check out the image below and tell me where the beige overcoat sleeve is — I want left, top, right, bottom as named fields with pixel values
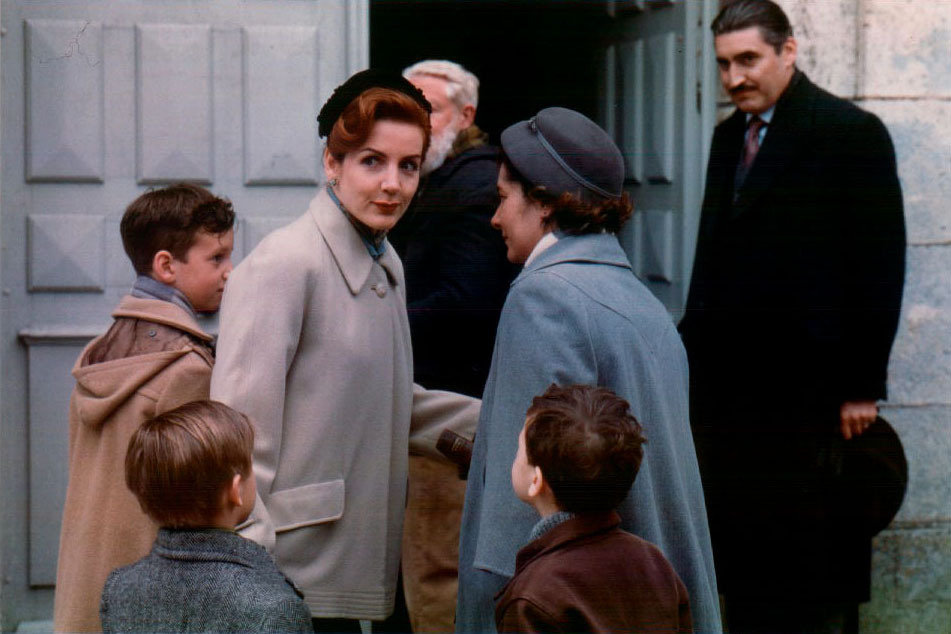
left=407, top=383, right=480, bottom=459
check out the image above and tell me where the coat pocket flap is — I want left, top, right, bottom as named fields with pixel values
left=268, top=479, right=345, bottom=533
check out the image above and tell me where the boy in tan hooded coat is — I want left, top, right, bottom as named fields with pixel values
left=53, top=184, right=235, bottom=632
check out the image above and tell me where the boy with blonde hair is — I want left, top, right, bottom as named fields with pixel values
left=100, top=400, right=311, bottom=632
left=54, top=183, right=235, bottom=632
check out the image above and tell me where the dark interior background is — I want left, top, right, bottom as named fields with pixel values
left=371, top=0, right=612, bottom=144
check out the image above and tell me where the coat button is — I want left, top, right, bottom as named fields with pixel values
left=372, top=284, right=386, bottom=298
left=148, top=329, right=157, bottom=337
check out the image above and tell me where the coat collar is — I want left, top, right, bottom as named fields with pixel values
left=308, top=188, right=401, bottom=295
left=112, top=295, right=212, bottom=342
left=513, top=511, right=622, bottom=573
left=154, top=527, right=266, bottom=567
left=515, top=232, right=632, bottom=284
left=729, top=69, right=816, bottom=219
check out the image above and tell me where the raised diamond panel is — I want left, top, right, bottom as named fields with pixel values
left=600, top=46, right=618, bottom=141
left=28, top=215, right=105, bottom=292
left=25, top=20, right=104, bottom=182
left=619, top=39, right=645, bottom=183
left=136, top=23, right=212, bottom=184
left=242, top=216, right=296, bottom=259
left=640, top=208, right=674, bottom=283
left=243, top=26, right=320, bottom=185
left=645, top=32, right=675, bottom=183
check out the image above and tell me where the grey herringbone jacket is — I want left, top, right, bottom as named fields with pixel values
left=100, top=528, right=312, bottom=633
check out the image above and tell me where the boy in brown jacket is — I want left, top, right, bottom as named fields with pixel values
left=496, top=384, right=693, bottom=634
left=53, top=184, right=235, bottom=632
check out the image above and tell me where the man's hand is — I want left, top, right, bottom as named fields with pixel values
left=840, top=400, right=878, bottom=440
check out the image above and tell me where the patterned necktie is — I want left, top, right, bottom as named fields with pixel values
left=742, top=116, right=766, bottom=168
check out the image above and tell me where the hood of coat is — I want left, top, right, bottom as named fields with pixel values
left=71, top=296, right=212, bottom=429
left=72, top=348, right=193, bottom=429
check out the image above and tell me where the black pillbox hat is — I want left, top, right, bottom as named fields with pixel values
left=317, top=69, right=431, bottom=138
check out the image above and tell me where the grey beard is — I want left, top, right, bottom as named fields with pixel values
left=422, top=125, right=458, bottom=175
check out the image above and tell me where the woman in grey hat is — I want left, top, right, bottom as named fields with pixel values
left=456, top=107, right=722, bottom=633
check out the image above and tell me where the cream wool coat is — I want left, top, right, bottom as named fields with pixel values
left=54, top=297, right=215, bottom=633
left=210, top=189, right=479, bottom=621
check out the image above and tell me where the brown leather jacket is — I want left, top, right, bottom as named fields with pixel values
left=495, top=511, right=693, bottom=634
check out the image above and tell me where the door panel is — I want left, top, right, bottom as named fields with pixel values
left=601, top=0, right=711, bottom=314
left=243, top=26, right=321, bottom=186
left=136, top=23, right=214, bottom=184
left=25, top=20, right=105, bottom=182
left=1, top=1, right=368, bottom=626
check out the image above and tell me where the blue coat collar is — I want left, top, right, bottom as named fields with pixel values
left=516, top=232, right=632, bottom=283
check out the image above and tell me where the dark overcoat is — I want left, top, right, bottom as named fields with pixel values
left=679, top=70, right=906, bottom=601
left=389, top=145, right=517, bottom=397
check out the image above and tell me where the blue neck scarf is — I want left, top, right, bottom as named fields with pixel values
left=529, top=510, right=576, bottom=542
left=327, top=185, right=387, bottom=260
left=130, top=275, right=198, bottom=321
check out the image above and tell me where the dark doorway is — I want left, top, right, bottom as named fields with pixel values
left=371, top=0, right=612, bottom=143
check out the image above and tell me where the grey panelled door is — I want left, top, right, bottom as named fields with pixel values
left=0, top=1, right=368, bottom=627
left=599, top=0, right=715, bottom=314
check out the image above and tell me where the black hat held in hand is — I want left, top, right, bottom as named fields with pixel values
left=317, top=69, right=431, bottom=138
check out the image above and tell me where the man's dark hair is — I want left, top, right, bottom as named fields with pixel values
left=524, top=384, right=646, bottom=514
left=712, top=0, right=793, bottom=53
left=120, top=183, right=235, bottom=275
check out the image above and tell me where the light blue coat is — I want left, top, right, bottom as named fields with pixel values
left=456, top=233, right=721, bottom=632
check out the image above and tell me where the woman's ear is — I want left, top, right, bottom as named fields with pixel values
left=323, top=147, right=340, bottom=184
left=151, top=250, right=176, bottom=285
left=531, top=199, right=553, bottom=226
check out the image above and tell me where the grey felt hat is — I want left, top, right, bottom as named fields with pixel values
left=500, top=107, right=624, bottom=203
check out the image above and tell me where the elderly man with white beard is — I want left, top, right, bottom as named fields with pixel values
left=388, top=60, right=516, bottom=633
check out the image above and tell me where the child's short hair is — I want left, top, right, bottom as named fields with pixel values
left=120, top=183, right=235, bottom=275
left=525, top=384, right=647, bottom=514
left=125, top=400, right=254, bottom=528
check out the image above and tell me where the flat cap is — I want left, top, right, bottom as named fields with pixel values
left=500, top=107, right=624, bottom=202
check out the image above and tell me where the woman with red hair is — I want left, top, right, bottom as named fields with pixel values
left=211, top=70, right=479, bottom=631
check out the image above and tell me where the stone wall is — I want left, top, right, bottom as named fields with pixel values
left=778, top=0, right=951, bottom=631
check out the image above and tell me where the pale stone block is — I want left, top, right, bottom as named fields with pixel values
left=882, top=406, right=951, bottom=523
left=861, top=599, right=951, bottom=634
left=866, top=526, right=951, bottom=634
left=888, top=246, right=951, bottom=405
left=870, top=526, right=951, bottom=602
left=776, top=0, right=859, bottom=98
left=862, top=0, right=951, bottom=97
left=863, top=100, right=951, bottom=245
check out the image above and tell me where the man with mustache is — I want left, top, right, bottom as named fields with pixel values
left=388, top=59, right=515, bottom=632
left=679, top=1, right=905, bottom=632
